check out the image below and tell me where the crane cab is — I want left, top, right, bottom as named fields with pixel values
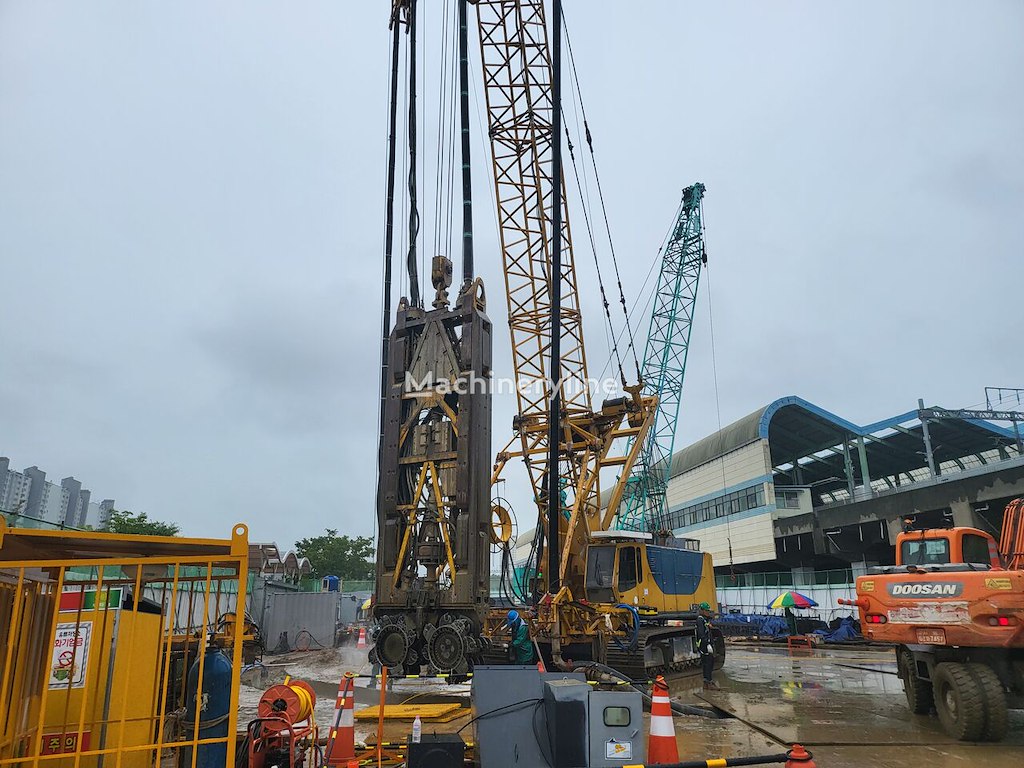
left=584, top=531, right=717, bottom=616
left=895, top=527, right=1001, bottom=569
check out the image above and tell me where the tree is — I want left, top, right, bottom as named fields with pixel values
left=107, top=509, right=180, bottom=537
left=294, top=529, right=374, bottom=580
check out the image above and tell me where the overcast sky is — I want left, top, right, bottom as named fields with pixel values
left=1, top=1, right=1021, bottom=547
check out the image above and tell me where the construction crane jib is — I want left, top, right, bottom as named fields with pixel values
left=617, top=183, right=708, bottom=533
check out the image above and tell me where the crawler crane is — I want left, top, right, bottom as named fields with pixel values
left=369, top=0, right=722, bottom=681
left=475, top=0, right=721, bottom=678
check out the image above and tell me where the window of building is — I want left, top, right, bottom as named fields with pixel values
left=666, top=483, right=767, bottom=529
left=775, top=489, right=802, bottom=510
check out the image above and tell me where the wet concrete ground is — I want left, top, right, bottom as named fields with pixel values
left=682, top=646, right=1024, bottom=767
left=244, top=645, right=1024, bottom=766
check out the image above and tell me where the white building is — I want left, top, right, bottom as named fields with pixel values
left=654, top=395, right=1022, bottom=574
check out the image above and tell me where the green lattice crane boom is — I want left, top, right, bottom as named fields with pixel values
left=617, top=183, right=707, bottom=532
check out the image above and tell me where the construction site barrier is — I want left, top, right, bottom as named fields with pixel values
left=0, top=520, right=250, bottom=768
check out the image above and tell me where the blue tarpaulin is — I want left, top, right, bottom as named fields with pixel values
left=813, top=616, right=860, bottom=642
left=715, top=613, right=791, bottom=638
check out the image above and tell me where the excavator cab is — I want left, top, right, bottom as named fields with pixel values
left=895, top=527, right=1001, bottom=569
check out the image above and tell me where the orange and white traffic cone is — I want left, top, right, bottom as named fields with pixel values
left=325, top=673, right=356, bottom=765
left=356, top=627, right=367, bottom=650
left=785, top=744, right=817, bottom=767
left=647, top=675, right=679, bottom=765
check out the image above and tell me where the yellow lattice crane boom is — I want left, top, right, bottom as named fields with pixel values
left=476, top=0, right=655, bottom=593
left=471, top=1, right=722, bottom=680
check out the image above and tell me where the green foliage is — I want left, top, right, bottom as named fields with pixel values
left=107, top=509, right=180, bottom=537
left=294, top=529, right=374, bottom=580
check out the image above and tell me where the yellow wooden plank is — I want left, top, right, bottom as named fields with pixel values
left=353, top=703, right=464, bottom=721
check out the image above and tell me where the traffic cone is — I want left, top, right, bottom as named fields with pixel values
left=325, top=673, right=356, bottom=765
left=647, top=675, right=679, bottom=765
left=356, top=627, right=367, bottom=650
left=785, top=744, right=817, bottom=767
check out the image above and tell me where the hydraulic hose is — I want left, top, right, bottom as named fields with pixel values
left=613, top=604, right=641, bottom=651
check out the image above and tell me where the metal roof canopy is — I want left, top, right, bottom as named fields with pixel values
left=670, top=396, right=1018, bottom=494
left=0, top=518, right=248, bottom=564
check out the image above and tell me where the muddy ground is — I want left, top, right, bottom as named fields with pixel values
left=239, top=643, right=1024, bottom=767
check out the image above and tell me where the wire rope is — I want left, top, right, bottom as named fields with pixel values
left=701, top=202, right=736, bottom=570
left=405, top=0, right=421, bottom=307
left=562, top=10, right=641, bottom=380
left=564, top=114, right=624, bottom=385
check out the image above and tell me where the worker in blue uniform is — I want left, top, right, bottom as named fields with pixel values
left=506, top=609, right=536, bottom=665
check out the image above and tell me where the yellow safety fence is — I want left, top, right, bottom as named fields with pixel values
left=0, top=520, right=249, bottom=768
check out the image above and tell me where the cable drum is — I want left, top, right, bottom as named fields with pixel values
left=257, top=680, right=317, bottom=730
left=490, top=503, right=512, bottom=545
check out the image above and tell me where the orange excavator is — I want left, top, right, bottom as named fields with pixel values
left=840, top=498, right=1024, bottom=741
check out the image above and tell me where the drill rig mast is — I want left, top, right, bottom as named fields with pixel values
left=371, top=0, right=493, bottom=677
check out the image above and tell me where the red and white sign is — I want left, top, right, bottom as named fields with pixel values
left=49, top=622, right=92, bottom=689
left=40, top=731, right=91, bottom=755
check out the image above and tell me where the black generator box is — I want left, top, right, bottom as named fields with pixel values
left=407, top=733, right=466, bottom=768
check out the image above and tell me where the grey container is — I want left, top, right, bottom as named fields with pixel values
left=471, top=665, right=645, bottom=768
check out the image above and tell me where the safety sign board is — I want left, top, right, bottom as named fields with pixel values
left=605, top=739, right=633, bottom=760
left=41, top=731, right=91, bottom=755
left=49, top=621, right=92, bottom=689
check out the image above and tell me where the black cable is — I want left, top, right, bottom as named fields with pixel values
left=545, top=0, right=564, bottom=597
left=406, top=0, right=421, bottom=307
left=379, top=12, right=401, bottom=458
left=455, top=697, right=543, bottom=734
left=293, top=628, right=327, bottom=650
left=576, top=662, right=720, bottom=718
left=564, top=124, right=625, bottom=386
left=594, top=196, right=680, bottom=384
left=530, top=698, right=554, bottom=768
left=458, top=0, right=474, bottom=280
left=562, top=10, right=640, bottom=381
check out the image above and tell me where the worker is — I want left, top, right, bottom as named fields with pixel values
left=696, top=601, right=720, bottom=690
left=506, top=609, right=535, bottom=665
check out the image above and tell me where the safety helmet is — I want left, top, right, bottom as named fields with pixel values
left=506, top=609, right=520, bottom=625
left=698, top=601, right=712, bottom=611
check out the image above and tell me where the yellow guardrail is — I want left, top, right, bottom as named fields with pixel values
left=0, top=520, right=249, bottom=768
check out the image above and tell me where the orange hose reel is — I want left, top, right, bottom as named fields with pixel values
left=257, top=679, right=317, bottom=730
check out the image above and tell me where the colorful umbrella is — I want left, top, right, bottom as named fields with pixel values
left=768, top=591, right=818, bottom=610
